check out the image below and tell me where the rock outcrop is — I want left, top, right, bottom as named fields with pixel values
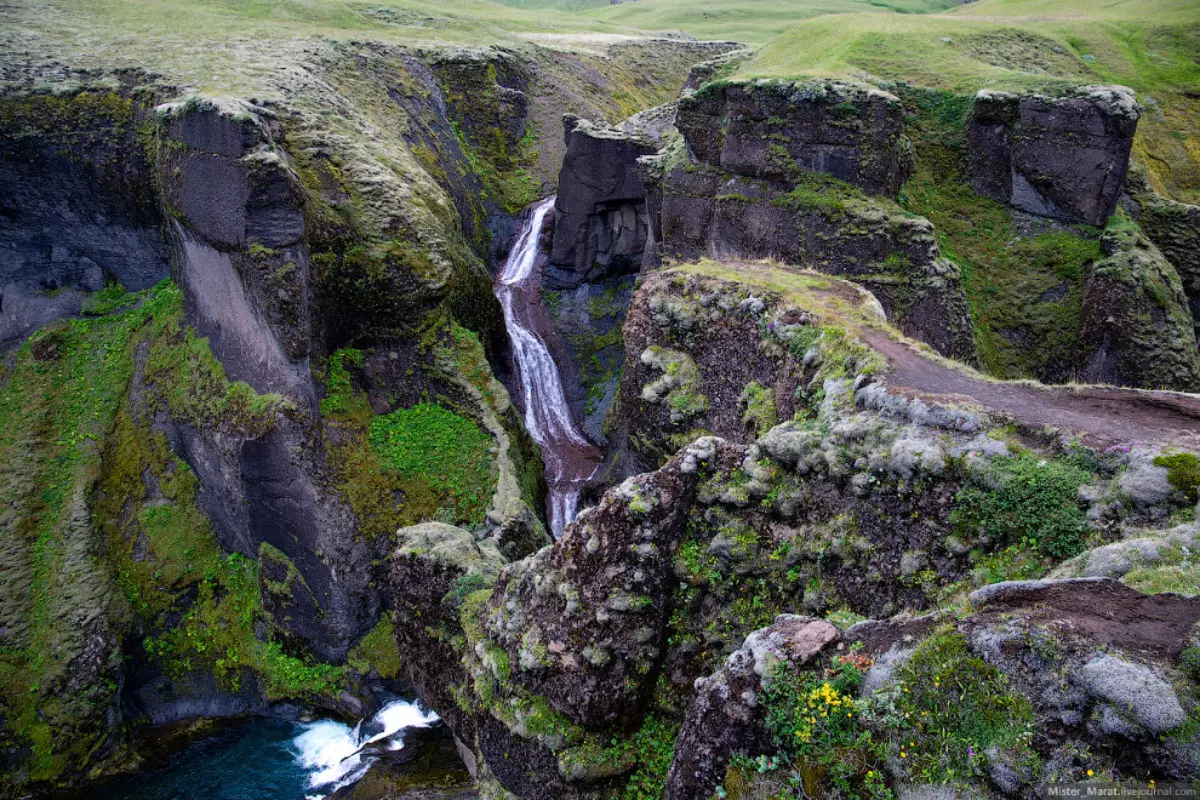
left=1133, top=188, right=1200, bottom=342
left=967, top=86, right=1139, bottom=227
left=1076, top=225, right=1200, bottom=391
left=0, top=93, right=170, bottom=350
left=546, top=116, right=658, bottom=290
left=675, top=79, right=913, bottom=197
left=640, top=79, right=975, bottom=362
left=664, top=615, right=840, bottom=800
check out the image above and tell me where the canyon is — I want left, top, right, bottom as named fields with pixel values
left=1, top=0, right=1200, bottom=798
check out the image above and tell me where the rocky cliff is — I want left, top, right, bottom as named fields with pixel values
left=387, top=261, right=1200, bottom=800
left=638, top=79, right=977, bottom=363
left=967, top=86, right=1139, bottom=227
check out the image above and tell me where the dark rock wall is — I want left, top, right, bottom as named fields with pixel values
left=547, top=116, right=658, bottom=290
left=675, top=80, right=913, bottom=197
left=641, top=160, right=976, bottom=362
left=967, top=86, right=1139, bottom=227
left=0, top=94, right=170, bottom=350
left=1076, top=226, right=1200, bottom=391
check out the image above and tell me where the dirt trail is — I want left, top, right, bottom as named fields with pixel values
left=863, top=330, right=1200, bottom=450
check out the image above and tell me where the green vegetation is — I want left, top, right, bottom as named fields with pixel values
left=951, top=452, right=1092, bottom=559
left=757, top=658, right=889, bottom=799
left=735, top=3, right=1199, bottom=204
left=1154, top=452, right=1200, bottom=505
left=740, top=631, right=1037, bottom=797
left=0, top=281, right=321, bottom=785
left=881, top=630, right=1038, bottom=783
left=369, top=403, right=495, bottom=526
left=894, top=87, right=1103, bottom=379
left=347, top=617, right=403, bottom=680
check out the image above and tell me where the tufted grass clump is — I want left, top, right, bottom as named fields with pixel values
left=876, top=630, right=1038, bottom=784
left=369, top=402, right=495, bottom=526
left=1153, top=452, right=1200, bottom=505
left=951, top=452, right=1091, bottom=559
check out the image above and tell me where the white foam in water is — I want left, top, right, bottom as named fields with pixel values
left=293, top=699, right=439, bottom=798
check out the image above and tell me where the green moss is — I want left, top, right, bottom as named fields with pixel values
left=740, top=380, right=778, bottom=435
left=347, top=617, right=403, bottom=680
left=951, top=452, right=1092, bottom=560
left=772, top=171, right=860, bottom=216
left=368, top=403, right=495, bottom=526
left=897, top=86, right=1103, bottom=380
left=320, top=348, right=369, bottom=419
left=1153, top=452, right=1200, bottom=504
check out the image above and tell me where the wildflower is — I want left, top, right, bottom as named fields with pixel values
left=1087, top=770, right=1094, bottom=778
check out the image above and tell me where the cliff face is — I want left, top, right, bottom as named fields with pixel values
left=1076, top=225, right=1200, bottom=391
left=0, top=30, right=721, bottom=791
left=639, top=79, right=976, bottom=363
left=967, top=86, right=1139, bottom=227
left=675, top=80, right=913, bottom=197
left=547, top=116, right=658, bottom=291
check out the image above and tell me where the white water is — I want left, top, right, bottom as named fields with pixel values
left=293, top=698, right=438, bottom=798
left=497, top=197, right=600, bottom=537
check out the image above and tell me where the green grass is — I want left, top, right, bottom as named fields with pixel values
left=734, top=2, right=1200, bottom=203
left=582, top=0, right=955, bottom=45
left=369, top=402, right=496, bottom=526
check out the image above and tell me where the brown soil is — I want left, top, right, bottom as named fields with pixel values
left=863, top=330, right=1200, bottom=450
left=969, top=579, right=1200, bottom=658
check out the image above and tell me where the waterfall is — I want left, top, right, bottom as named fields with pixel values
left=496, top=197, right=601, bottom=537
left=292, top=699, right=438, bottom=797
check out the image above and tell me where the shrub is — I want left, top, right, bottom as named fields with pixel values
left=951, top=453, right=1091, bottom=559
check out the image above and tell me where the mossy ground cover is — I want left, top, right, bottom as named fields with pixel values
left=894, top=87, right=1105, bottom=381
left=320, top=325, right=501, bottom=534
left=369, top=403, right=495, bottom=524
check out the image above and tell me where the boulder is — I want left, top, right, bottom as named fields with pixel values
left=663, top=616, right=841, bottom=800
left=675, top=79, right=913, bottom=197
left=547, top=117, right=657, bottom=289
left=1078, top=654, right=1186, bottom=735
left=967, top=86, right=1139, bottom=226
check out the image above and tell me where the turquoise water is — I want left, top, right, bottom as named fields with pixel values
left=88, top=699, right=441, bottom=800
left=91, top=718, right=316, bottom=800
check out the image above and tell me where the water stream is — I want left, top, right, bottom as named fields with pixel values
left=90, top=699, right=439, bottom=800
left=496, top=197, right=602, bottom=536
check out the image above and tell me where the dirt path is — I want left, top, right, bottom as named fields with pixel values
left=863, top=330, right=1200, bottom=450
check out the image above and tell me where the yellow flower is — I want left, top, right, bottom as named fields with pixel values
left=900, top=752, right=907, bottom=759
left=1087, top=770, right=1094, bottom=777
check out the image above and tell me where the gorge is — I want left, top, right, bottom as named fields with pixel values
left=2, top=1, right=1200, bottom=799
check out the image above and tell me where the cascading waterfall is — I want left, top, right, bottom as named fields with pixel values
left=497, top=197, right=601, bottom=537
left=293, top=699, right=439, bottom=797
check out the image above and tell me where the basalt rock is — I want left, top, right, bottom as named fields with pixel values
left=0, top=93, right=170, bottom=351
left=675, top=79, right=913, bottom=197
left=546, top=117, right=658, bottom=290
left=967, top=86, right=1139, bottom=227
left=1075, top=226, right=1200, bottom=391
left=1134, top=190, right=1200, bottom=341
left=664, top=615, right=840, bottom=800
left=479, top=438, right=744, bottom=729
